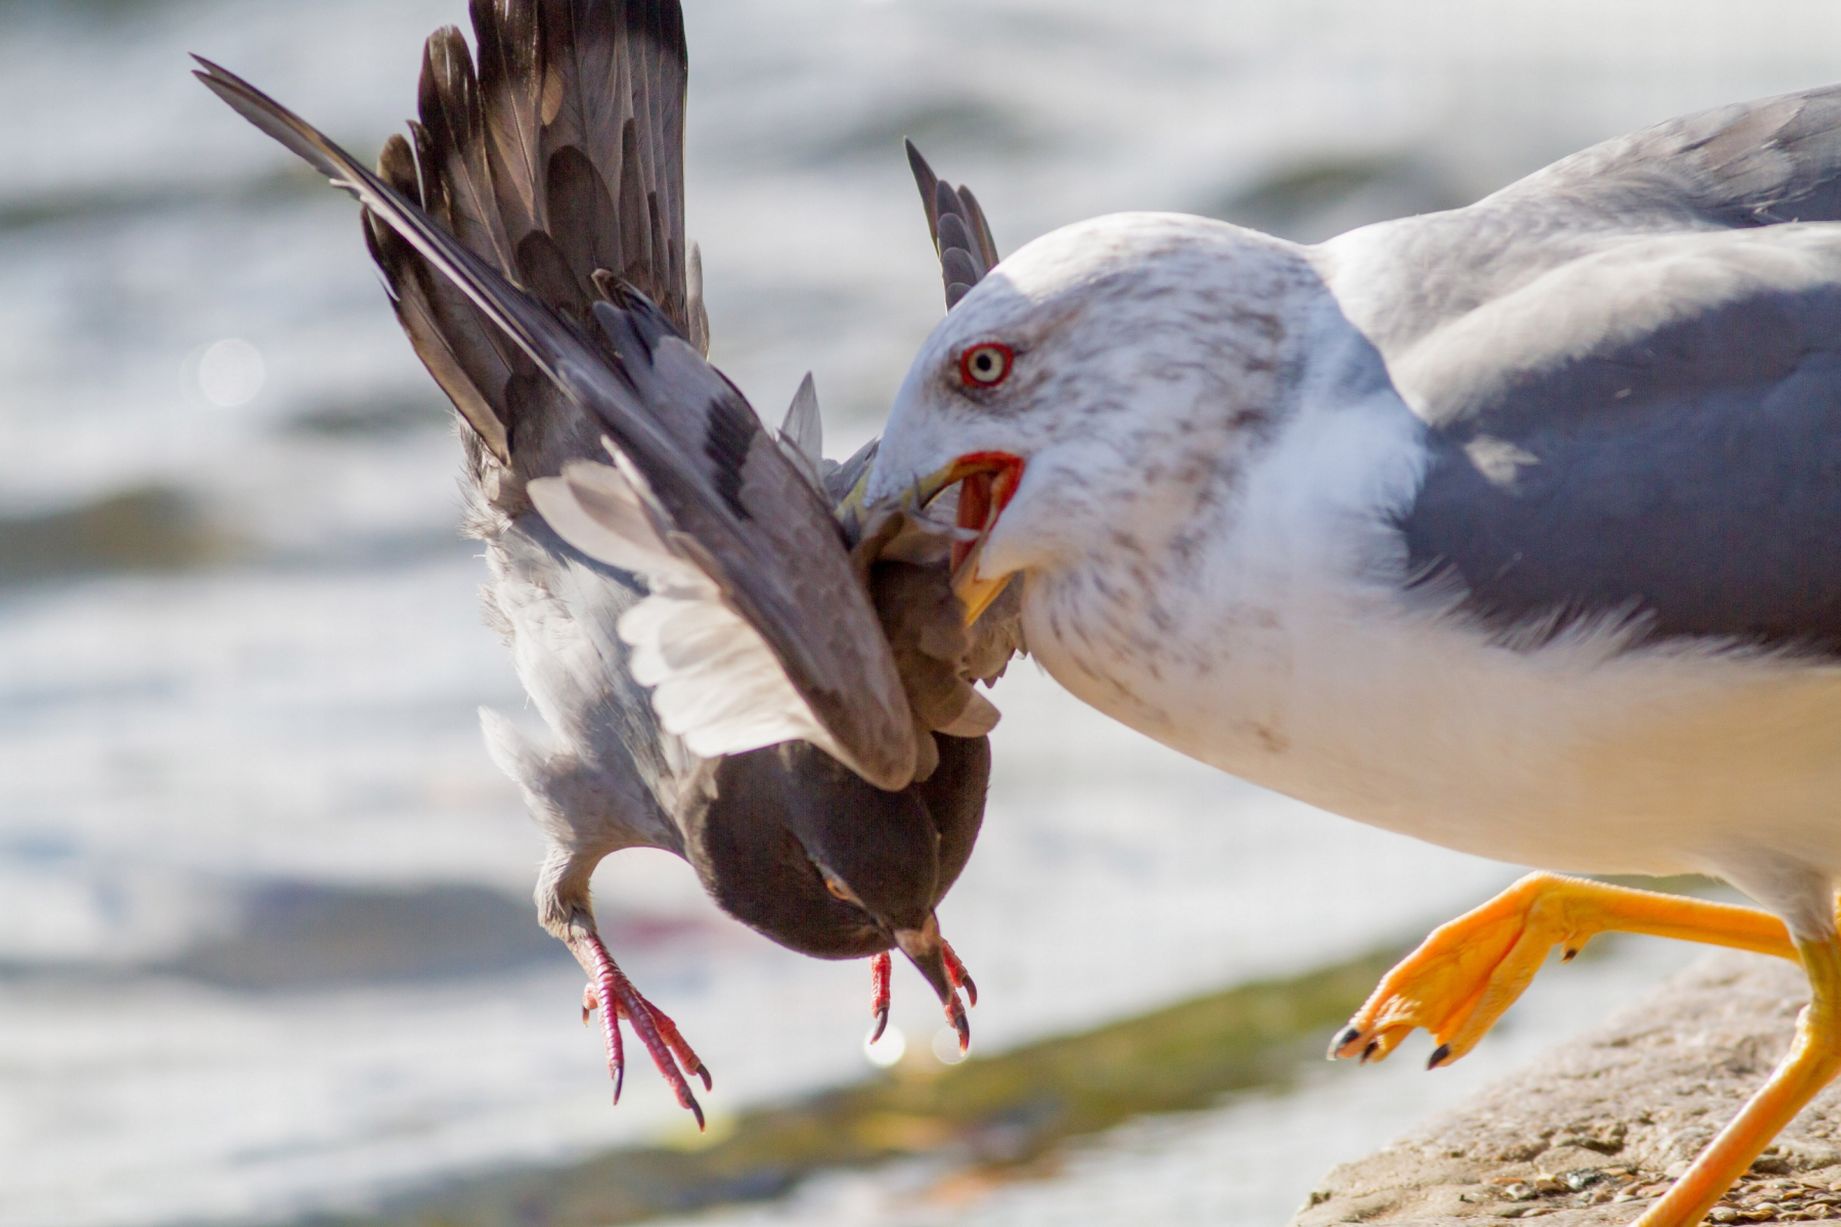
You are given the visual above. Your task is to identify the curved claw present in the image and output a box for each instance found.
[945,991,971,1054]
[643,997,713,1093]
[942,939,977,1008]
[868,952,893,1044]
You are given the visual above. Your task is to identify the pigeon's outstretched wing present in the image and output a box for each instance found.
[196,56,924,791]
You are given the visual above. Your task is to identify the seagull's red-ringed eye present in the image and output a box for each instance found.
[958,342,1014,389]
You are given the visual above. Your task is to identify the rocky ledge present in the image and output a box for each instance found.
[1294,953,1841,1226]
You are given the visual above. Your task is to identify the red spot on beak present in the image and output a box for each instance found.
[948,452,1024,573]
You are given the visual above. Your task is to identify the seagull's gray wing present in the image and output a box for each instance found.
[1326,87,1841,655]
[197,57,923,791]
[1332,86,1841,363]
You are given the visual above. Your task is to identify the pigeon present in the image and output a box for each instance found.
[865,83,1841,1225]
[195,0,1019,1128]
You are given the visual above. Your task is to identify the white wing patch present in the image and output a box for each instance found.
[528,447,850,767]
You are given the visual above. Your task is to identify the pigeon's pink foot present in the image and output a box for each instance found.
[868,951,893,1043]
[573,933,711,1128]
[867,941,978,1046]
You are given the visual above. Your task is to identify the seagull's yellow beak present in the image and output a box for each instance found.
[912,452,1024,627]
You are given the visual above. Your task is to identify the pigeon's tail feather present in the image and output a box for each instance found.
[199,2,695,491]
[379,0,696,487]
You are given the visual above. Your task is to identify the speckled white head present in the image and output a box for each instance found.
[867,211,1322,587]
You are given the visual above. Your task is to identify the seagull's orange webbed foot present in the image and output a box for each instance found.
[1330,872,1795,1070]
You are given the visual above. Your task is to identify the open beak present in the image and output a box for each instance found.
[894,913,973,1052]
[907,452,1024,627]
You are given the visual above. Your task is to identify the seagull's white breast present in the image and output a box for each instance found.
[1020,383,1841,888]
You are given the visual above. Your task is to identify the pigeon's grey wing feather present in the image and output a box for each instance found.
[362,133,517,464]
[530,0,691,325]
[381,2,690,480]
[553,293,922,787]
[198,59,920,790]
[906,140,1001,309]
[776,372,825,487]
[272,1,692,483]
[1386,224,1841,656]
[469,0,546,247]
[196,57,626,481]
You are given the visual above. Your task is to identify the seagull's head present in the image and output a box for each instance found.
[867,212,1317,621]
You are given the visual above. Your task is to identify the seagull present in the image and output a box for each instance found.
[866,86,1841,1225]
[195,0,1019,1127]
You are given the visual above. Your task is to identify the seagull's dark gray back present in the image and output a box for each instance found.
[1322,86,1841,656]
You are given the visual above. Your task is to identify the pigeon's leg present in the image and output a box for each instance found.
[1330,872,1793,1067]
[571,931,711,1120]
[1631,934,1841,1227]
[537,850,710,1128]
[868,952,893,1043]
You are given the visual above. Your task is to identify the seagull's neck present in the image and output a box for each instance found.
[1018,304,1432,769]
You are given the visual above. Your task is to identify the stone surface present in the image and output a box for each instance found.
[1292,953,1841,1226]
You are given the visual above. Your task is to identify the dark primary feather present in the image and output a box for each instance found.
[470,0,546,245]
[1331,86,1841,656]
[906,140,1001,309]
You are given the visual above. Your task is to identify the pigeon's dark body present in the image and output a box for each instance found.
[197,0,1015,1122]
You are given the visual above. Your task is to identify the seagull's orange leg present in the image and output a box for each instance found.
[1633,935,1841,1226]
[1330,873,1793,1067]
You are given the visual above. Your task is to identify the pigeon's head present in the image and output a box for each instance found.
[682,736,987,1032]
[866,212,1319,622]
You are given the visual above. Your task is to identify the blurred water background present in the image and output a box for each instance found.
[6,1,1841,1224]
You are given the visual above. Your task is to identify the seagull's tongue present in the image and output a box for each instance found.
[952,471,995,573]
